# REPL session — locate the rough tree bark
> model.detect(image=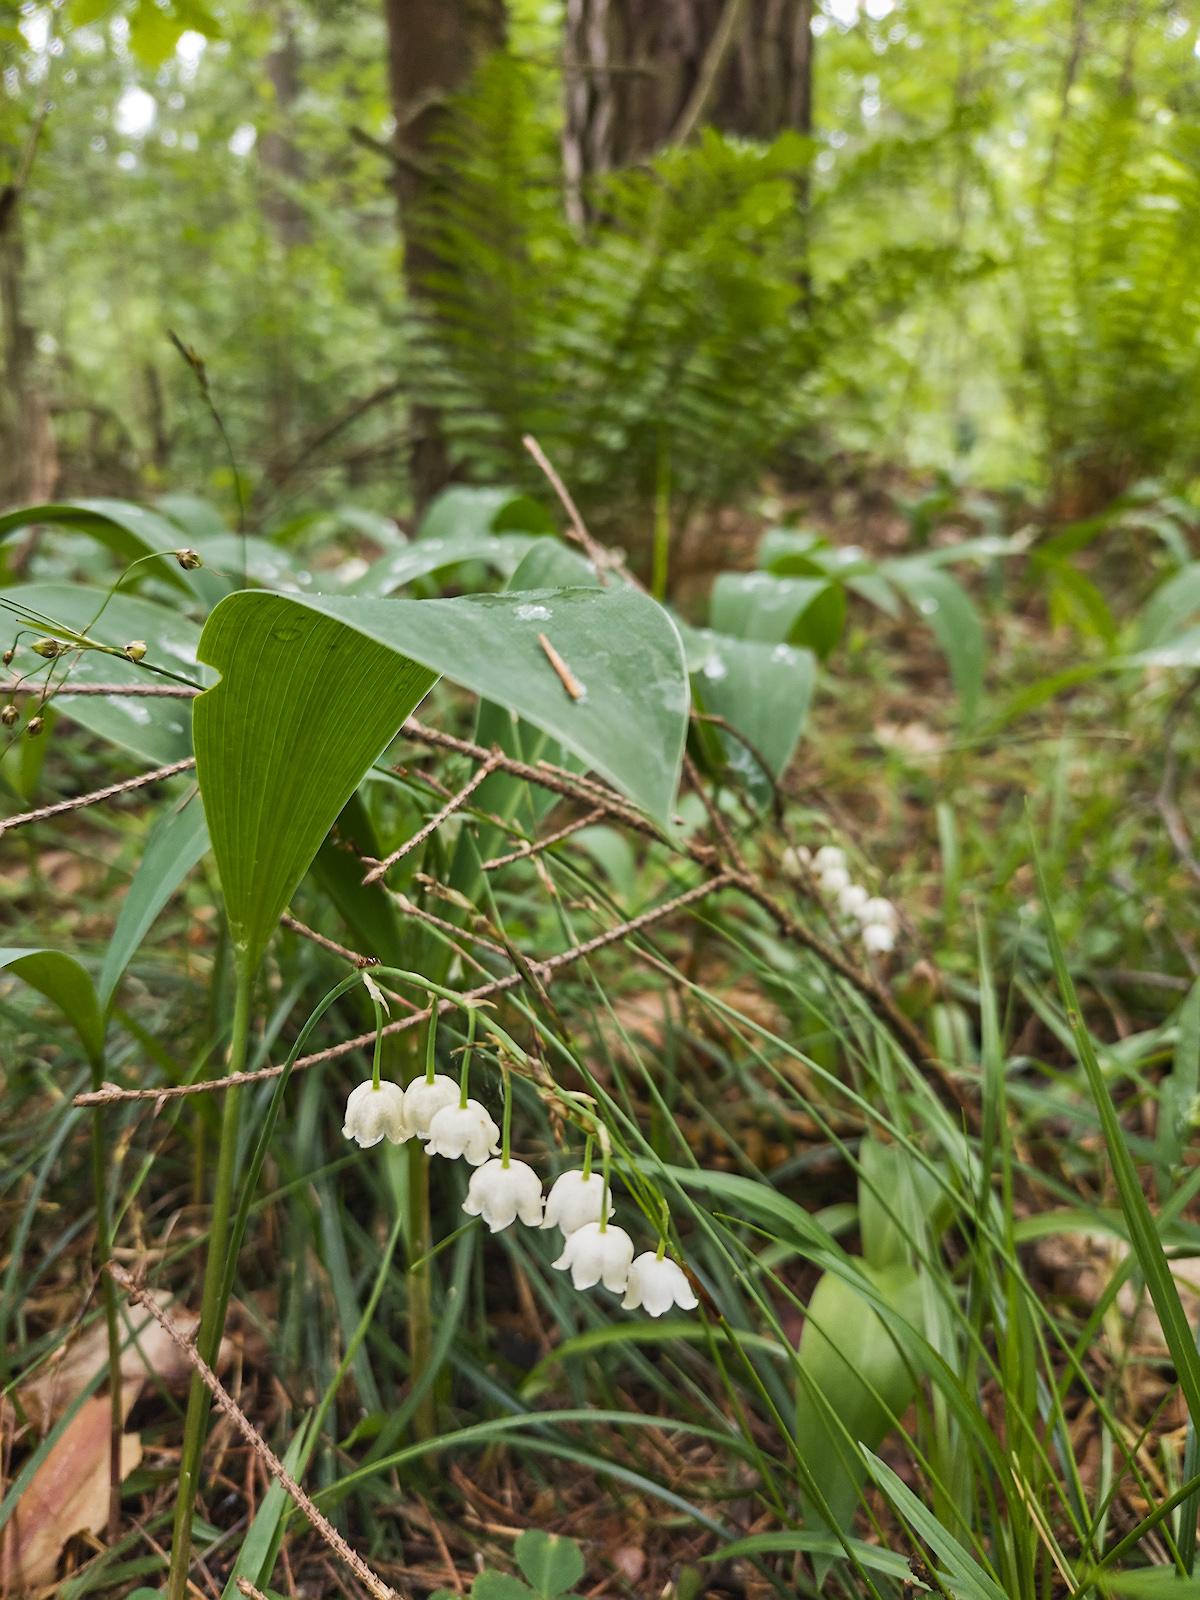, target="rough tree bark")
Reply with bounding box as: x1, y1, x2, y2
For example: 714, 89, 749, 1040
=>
381, 0, 507, 509
563, 0, 813, 199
